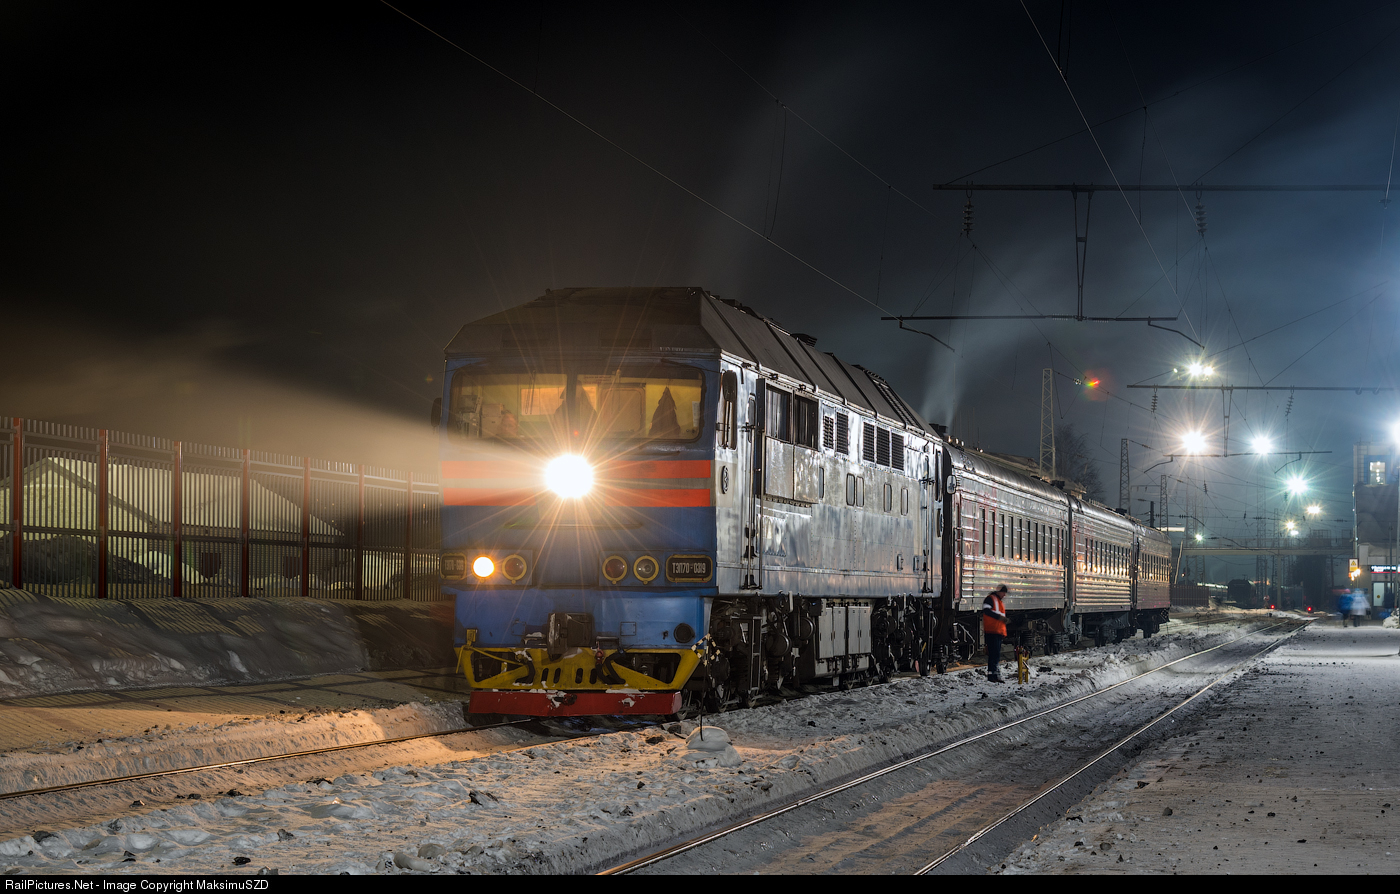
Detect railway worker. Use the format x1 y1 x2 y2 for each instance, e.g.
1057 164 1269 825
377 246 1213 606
983 584 1008 683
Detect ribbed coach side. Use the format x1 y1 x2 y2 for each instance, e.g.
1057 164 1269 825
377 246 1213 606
950 449 1070 618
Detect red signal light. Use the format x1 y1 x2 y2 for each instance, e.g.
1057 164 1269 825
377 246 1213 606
602 555 628 583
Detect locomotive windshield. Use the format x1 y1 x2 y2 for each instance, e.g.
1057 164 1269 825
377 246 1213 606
447 364 704 443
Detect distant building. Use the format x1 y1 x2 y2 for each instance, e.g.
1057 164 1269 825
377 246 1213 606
1352 441 1397 609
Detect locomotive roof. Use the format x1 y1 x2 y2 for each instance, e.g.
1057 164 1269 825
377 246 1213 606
445 287 937 434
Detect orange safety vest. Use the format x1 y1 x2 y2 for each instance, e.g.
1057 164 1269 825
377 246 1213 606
982 592 1007 637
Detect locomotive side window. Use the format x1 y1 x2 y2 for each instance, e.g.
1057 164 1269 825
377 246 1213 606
846 473 856 505
901 487 909 516
794 395 819 448
719 370 738 450
883 482 893 512
766 387 792 442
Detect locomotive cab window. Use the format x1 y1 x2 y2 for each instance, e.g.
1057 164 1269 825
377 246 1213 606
449 365 703 442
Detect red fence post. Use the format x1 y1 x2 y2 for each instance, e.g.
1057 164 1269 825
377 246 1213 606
11 418 22 590
403 471 413 600
301 456 310 598
97 429 108 599
241 448 250 598
355 464 364 602
172 441 182 599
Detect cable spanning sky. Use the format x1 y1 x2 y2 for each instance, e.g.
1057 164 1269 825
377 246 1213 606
4 2 1399 577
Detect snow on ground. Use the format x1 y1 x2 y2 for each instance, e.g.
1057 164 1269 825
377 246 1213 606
0 612 1285 874
999 618 1400 874
0 700 469 794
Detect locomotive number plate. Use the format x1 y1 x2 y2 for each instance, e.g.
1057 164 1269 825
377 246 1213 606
666 554 713 583
441 553 467 580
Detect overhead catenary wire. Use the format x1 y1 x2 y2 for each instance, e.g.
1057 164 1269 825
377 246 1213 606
376 1 936 343
943 0 1400 184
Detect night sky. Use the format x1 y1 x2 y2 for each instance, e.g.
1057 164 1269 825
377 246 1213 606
7 2 1400 581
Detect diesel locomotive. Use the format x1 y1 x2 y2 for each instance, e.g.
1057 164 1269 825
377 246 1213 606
434 287 1171 716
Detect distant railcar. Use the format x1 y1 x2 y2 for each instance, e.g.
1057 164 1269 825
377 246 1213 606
434 288 1170 716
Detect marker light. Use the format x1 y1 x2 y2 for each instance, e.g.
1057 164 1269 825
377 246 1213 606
545 455 594 498
633 555 660 583
602 555 628 583
1195 533 1203 542
1306 505 1321 516
472 556 495 578
501 554 528 581
1286 475 1308 496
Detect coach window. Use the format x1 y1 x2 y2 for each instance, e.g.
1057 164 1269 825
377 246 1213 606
981 509 987 553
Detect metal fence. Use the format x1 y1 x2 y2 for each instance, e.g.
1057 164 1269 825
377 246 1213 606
0 417 442 601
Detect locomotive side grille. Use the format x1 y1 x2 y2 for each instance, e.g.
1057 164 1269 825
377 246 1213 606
862 422 876 463
823 416 834 450
876 428 891 466
891 433 905 471
836 414 849 454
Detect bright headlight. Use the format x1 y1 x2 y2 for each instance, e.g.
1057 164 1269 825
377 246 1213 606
545 454 593 498
472 556 495 578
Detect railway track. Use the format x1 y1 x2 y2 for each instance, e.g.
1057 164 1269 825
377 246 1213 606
0 613 1271 846
601 617 1309 875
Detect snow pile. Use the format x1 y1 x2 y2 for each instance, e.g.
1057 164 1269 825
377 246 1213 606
682 726 742 768
0 616 1272 875
0 590 453 698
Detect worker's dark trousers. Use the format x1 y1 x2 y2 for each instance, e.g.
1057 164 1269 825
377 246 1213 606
985 633 1004 679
